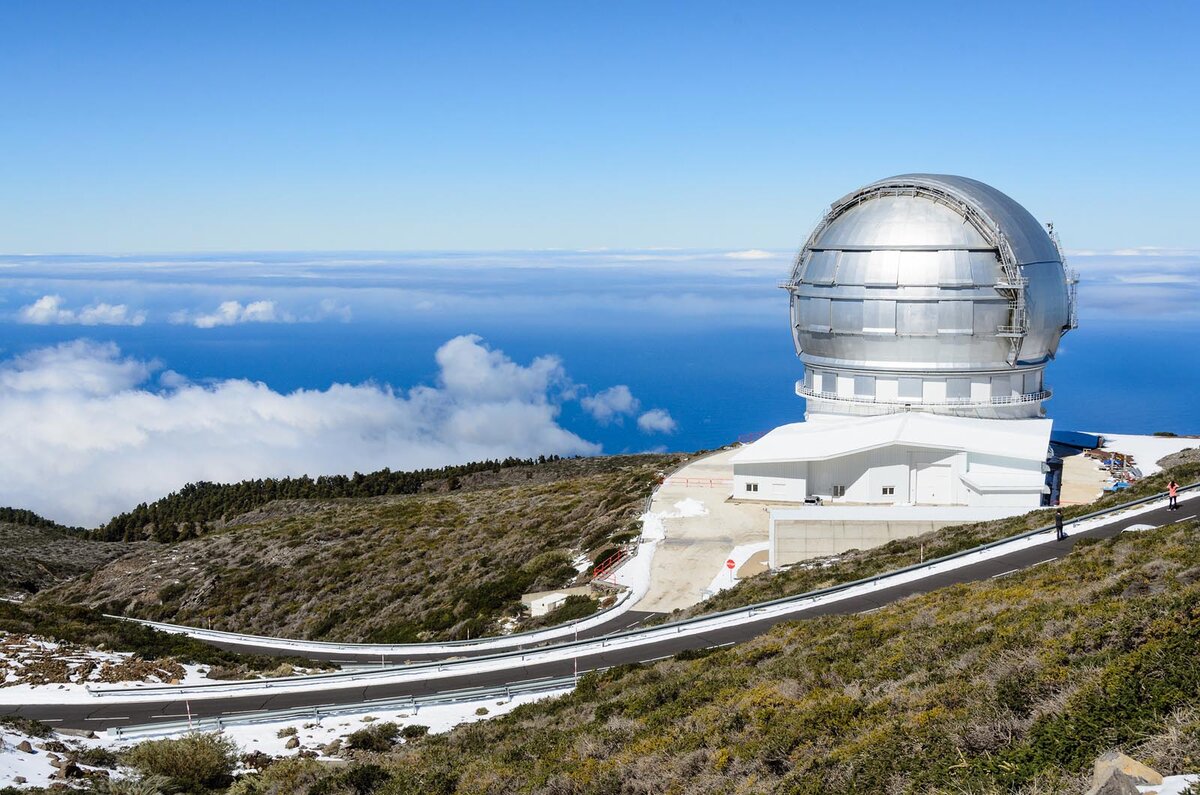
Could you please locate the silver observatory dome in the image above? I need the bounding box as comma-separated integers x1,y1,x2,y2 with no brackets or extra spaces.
784,174,1078,419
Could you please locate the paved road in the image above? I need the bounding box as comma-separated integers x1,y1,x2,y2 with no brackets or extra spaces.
178,608,668,665
12,500,1196,730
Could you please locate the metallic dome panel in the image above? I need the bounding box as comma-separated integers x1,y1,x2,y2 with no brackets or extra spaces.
784,174,1077,419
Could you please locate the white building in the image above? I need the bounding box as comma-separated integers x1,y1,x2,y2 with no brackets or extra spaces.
732,412,1050,508
731,174,1076,564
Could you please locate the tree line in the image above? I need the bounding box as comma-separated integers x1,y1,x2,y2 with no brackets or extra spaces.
0,507,84,534
92,455,564,543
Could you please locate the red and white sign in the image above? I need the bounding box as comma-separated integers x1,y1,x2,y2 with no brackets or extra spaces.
725,559,736,570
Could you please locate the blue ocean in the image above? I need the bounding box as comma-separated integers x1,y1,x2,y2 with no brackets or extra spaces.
0,250,1196,524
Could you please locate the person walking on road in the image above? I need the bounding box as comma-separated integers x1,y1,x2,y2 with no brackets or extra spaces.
1168,480,1179,511
1055,508,1066,541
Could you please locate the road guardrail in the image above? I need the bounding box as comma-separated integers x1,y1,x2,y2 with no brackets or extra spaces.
88,483,1196,700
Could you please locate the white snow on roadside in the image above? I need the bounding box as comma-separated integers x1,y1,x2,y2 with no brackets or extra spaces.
1099,432,1199,476
704,542,770,596
114,687,574,753
0,723,124,789
1141,775,1200,794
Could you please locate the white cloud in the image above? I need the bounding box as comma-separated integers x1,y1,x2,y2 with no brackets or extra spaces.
637,408,677,435
581,385,640,425
0,337,601,526
178,299,287,328
18,295,145,326
724,249,779,260
172,299,354,327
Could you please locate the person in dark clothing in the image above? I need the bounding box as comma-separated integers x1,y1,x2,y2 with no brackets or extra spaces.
1055,508,1066,540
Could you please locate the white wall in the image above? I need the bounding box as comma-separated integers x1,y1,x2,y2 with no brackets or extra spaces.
736,445,1046,508
733,461,808,502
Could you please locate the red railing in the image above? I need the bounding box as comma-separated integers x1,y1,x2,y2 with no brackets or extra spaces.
591,549,626,583
662,477,732,488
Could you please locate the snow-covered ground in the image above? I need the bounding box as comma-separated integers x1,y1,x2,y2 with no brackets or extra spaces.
704,541,770,596
1141,775,1199,794
2,685,574,788
127,686,573,750
1100,433,1199,475
0,633,217,696
0,722,124,788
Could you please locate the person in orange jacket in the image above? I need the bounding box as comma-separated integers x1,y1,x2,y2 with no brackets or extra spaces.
1168,480,1179,511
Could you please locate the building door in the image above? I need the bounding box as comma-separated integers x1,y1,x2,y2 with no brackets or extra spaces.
914,464,952,504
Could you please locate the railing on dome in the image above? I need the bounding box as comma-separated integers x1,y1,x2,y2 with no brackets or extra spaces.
795,385,1052,408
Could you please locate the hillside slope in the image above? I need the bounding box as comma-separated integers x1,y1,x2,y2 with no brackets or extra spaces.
0,516,134,598
44,455,677,642
258,517,1200,794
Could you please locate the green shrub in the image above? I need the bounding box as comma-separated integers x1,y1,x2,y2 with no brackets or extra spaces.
0,715,53,738
345,722,400,753
123,733,238,793
227,757,325,795
399,724,429,741
74,745,120,768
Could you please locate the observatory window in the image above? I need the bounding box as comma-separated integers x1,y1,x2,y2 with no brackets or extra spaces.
898,377,923,399
831,300,864,333
803,370,814,389
804,251,840,285
882,486,895,496
864,250,900,286
862,300,896,333
821,372,838,394
745,482,759,493
832,485,846,498
937,301,974,334
1023,371,1042,394
897,302,937,335
853,375,875,398
947,378,971,400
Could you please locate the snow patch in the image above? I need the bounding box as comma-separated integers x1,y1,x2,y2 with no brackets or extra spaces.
1142,775,1200,795
704,542,770,596
1099,432,1199,476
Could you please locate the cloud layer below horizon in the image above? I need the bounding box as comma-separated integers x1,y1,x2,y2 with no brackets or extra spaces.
0,336,674,526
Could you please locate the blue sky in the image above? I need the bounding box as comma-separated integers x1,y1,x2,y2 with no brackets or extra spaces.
2,1,1198,251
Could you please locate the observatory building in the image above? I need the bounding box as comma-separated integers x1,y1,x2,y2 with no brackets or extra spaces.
732,174,1077,533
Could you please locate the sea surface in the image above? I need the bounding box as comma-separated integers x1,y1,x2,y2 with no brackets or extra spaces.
9,315,1196,455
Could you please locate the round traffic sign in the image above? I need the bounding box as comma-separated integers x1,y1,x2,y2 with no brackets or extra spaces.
726,559,736,570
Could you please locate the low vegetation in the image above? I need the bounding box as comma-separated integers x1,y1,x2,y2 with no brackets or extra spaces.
225,514,1200,794
93,456,574,542
122,733,240,793
0,518,133,597
45,455,676,642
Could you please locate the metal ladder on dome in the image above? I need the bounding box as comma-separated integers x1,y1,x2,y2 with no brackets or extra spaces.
992,229,1029,366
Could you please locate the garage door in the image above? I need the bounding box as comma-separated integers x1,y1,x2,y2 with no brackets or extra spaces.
914,465,952,504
